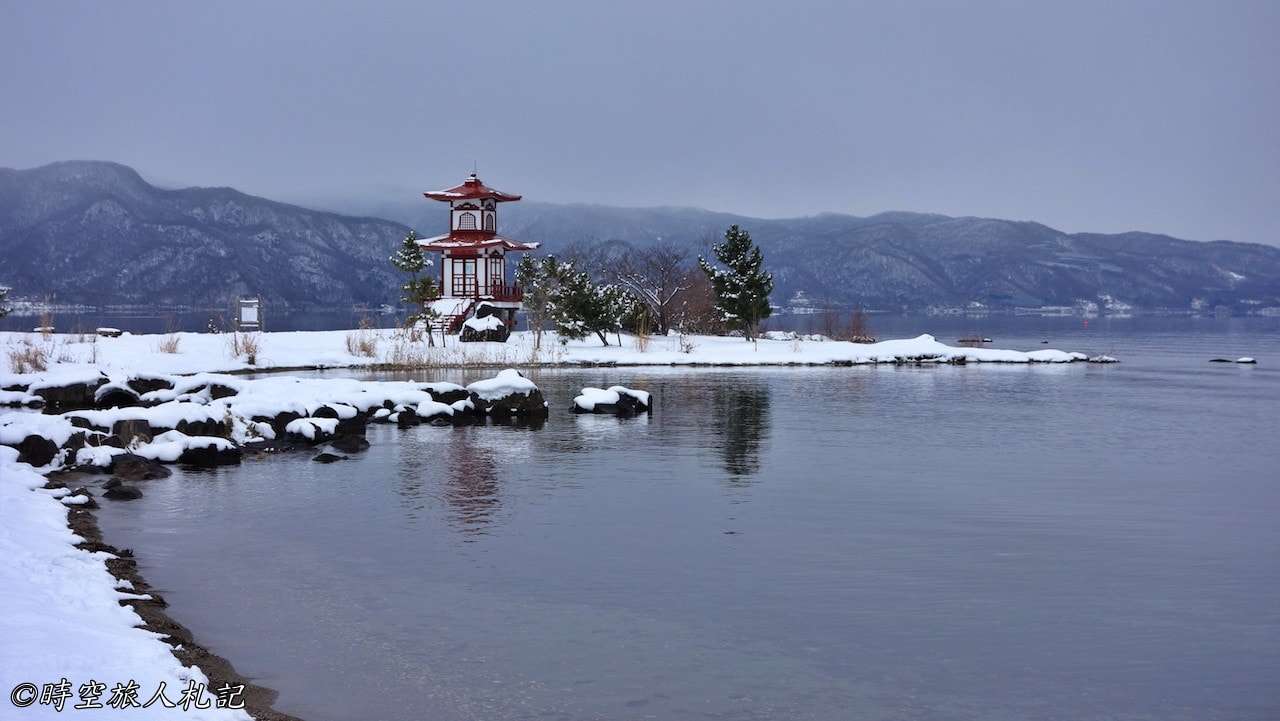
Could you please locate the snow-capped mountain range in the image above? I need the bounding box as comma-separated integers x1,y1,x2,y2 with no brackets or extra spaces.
2,160,1278,312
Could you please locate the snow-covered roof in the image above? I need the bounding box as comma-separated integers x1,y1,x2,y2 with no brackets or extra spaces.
417,233,539,252
423,173,521,202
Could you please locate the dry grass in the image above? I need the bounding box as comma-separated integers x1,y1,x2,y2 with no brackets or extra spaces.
156,334,182,354
228,331,261,365
632,313,651,353
8,339,48,373
344,318,380,358
37,310,54,339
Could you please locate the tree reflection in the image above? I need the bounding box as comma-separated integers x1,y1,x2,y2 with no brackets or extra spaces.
713,380,771,481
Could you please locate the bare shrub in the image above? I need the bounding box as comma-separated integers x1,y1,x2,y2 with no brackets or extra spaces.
8,340,48,373
678,334,697,354
228,331,261,364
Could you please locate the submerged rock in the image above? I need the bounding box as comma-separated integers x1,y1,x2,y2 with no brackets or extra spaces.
107,453,171,481
312,452,348,463
330,434,370,454
103,485,143,501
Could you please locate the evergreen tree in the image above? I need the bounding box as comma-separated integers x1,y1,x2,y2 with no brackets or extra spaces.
516,254,562,350
549,268,635,346
0,286,9,318
388,229,438,329
698,225,773,340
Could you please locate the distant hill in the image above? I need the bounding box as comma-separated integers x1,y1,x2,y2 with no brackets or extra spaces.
3,160,1279,312
0,161,408,309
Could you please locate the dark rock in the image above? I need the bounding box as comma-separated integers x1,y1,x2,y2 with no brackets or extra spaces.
208,383,238,400
61,431,87,456
31,375,108,411
126,375,173,396
103,485,143,501
107,454,171,481
8,434,59,466
1209,358,1233,363
99,434,126,449
395,408,421,427
178,442,242,467
0,393,43,408
103,478,122,490
314,405,367,436
459,319,511,343
111,419,153,446
330,434,370,454
256,411,303,438
425,387,471,405
312,452,348,463
476,389,549,418
94,384,141,409
67,415,96,431
174,418,228,438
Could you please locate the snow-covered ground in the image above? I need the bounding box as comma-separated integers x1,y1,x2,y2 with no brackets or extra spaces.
0,447,251,719
1,328,1108,381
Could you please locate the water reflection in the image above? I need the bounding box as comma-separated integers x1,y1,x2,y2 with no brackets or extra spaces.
441,428,502,538
711,380,772,480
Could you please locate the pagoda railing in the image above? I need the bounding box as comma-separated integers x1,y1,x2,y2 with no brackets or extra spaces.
427,283,524,304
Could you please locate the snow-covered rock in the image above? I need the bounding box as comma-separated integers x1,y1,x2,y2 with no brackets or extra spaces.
466,369,548,417
573,386,652,415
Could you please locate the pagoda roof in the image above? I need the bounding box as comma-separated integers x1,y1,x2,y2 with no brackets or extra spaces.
423,173,522,202
417,233,539,251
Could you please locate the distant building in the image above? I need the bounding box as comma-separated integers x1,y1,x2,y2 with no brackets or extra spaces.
418,173,539,332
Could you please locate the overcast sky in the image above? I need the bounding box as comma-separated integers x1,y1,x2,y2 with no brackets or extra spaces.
2,1,1277,244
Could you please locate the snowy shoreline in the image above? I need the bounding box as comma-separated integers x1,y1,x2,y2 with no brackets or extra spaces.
2,328,1113,380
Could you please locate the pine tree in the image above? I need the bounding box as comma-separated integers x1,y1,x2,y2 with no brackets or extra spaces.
0,286,9,319
390,229,426,275
388,229,438,329
698,225,773,340
549,268,635,346
516,254,561,350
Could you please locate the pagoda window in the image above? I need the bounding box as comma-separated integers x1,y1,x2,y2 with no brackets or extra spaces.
457,212,477,230
483,212,495,231
452,257,477,296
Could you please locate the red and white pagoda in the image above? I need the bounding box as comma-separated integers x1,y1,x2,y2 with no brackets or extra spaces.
418,173,539,332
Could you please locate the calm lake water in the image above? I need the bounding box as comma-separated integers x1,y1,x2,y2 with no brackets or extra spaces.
94,322,1280,721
